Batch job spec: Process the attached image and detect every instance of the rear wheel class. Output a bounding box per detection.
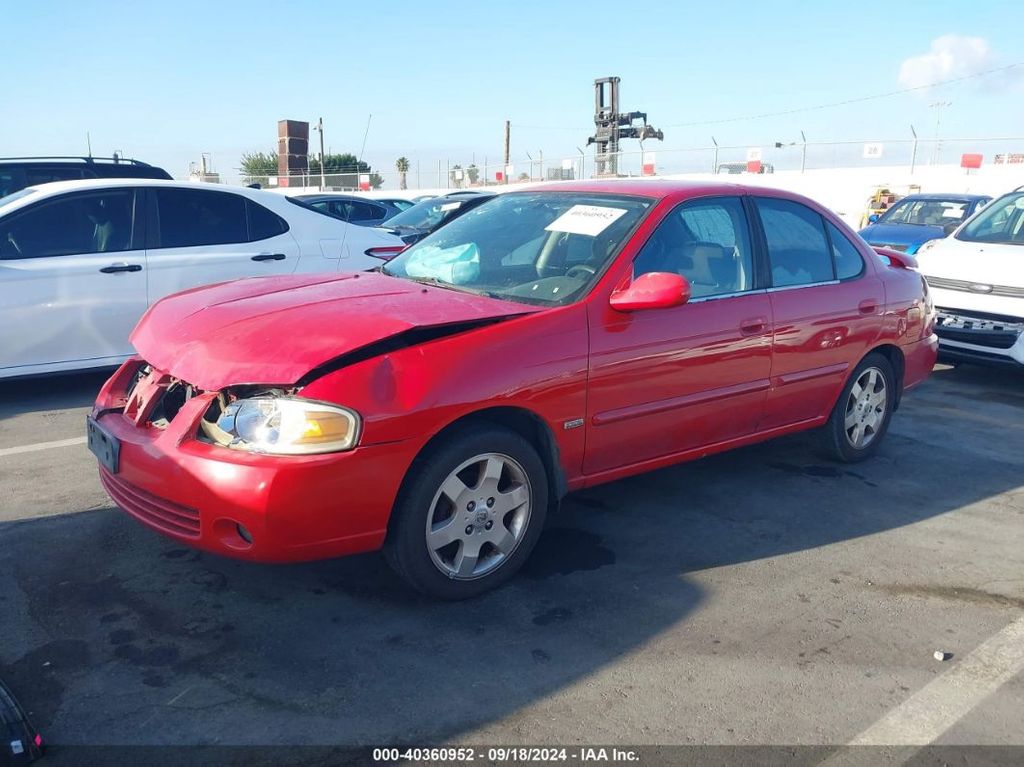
[818,353,896,463]
[384,425,548,599]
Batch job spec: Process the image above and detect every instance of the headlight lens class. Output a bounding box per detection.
[206,397,360,455]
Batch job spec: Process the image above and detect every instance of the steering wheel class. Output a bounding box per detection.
[565,264,596,280]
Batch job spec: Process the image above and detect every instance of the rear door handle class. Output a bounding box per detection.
[251,253,286,262]
[99,263,142,274]
[858,299,878,315]
[740,317,768,335]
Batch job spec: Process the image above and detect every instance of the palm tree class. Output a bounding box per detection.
[395,156,410,190]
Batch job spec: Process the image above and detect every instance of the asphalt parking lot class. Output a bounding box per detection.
[1,364,1022,756]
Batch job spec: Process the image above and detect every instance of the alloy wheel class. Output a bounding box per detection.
[844,366,887,449]
[425,452,533,580]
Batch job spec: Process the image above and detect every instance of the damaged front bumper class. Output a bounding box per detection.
[934,309,1024,367]
[90,359,418,563]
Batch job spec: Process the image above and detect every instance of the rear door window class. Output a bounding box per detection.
[246,200,289,240]
[24,167,86,186]
[754,198,836,287]
[826,221,865,280]
[154,188,247,248]
[347,200,387,222]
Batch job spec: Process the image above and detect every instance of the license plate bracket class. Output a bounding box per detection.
[86,415,120,474]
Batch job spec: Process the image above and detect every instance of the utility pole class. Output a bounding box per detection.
[503,120,511,184]
[929,101,951,165]
[314,117,326,191]
[711,136,718,175]
[800,130,807,174]
[910,124,918,175]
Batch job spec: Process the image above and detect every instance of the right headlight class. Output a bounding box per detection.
[202,396,361,455]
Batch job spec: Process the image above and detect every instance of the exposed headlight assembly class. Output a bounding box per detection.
[202,396,361,455]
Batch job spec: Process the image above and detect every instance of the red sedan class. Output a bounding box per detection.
[88,180,937,598]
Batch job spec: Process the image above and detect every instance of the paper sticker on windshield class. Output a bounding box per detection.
[545,205,628,236]
[440,202,462,211]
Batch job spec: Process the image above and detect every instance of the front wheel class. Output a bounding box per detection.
[384,425,549,599]
[818,353,896,463]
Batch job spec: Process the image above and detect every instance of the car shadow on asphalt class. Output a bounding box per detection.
[2,363,1024,749]
[0,369,112,422]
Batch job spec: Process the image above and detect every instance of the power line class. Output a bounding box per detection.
[511,62,1022,134]
[662,62,1023,128]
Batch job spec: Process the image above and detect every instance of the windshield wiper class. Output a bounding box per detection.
[405,276,502,299]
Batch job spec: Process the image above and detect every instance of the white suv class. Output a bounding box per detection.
[0,179,404,378]
[916,187,1024,367]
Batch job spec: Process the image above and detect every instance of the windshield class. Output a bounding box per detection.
[385,196,483,231]
[879,198,969,227]
[0,187,38,210]
[956,192,1024,246]
[383,191,653,306]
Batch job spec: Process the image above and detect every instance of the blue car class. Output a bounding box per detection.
[858,193,991,254]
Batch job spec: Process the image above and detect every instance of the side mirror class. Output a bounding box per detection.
[610,272,691,312]
[867,213,880,224]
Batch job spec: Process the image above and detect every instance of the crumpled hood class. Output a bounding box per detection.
[859,223,945,251]
[131,272,537,390]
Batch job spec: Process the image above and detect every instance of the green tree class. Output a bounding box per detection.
[467,163,480,185]
[395,156,410,190]
[240,150,277,187]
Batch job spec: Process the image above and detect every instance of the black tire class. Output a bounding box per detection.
[384,425,549,600]
[818,352,897,463]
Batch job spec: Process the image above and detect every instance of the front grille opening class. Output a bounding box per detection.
[125,362,205,429]
[149,381,199,427]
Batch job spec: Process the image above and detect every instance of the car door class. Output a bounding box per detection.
[584,195,773,475]
[751,196,884,429]
[0,187,147,373]
[144,187,298,301]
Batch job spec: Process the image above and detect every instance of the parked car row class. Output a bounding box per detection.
[0,179,404,378]
[84,179,938,598]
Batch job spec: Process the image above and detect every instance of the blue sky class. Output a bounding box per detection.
[5,0,1021,180]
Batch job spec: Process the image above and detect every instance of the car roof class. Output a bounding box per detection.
[0,178,317,219]
[518,178,748,199]
[12,178,287,203]
[296,193,377,201]
[898,192,991,202]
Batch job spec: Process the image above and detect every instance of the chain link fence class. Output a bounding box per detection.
[228,136,1024,192]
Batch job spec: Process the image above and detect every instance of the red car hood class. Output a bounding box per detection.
[131,272,538,390]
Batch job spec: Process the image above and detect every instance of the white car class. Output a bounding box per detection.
[0,179,405,378]
[916,187,1024,367]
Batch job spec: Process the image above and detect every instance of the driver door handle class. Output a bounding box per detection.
[99,263,142,274]
[739,317,768,335]
[251,253,286,262]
